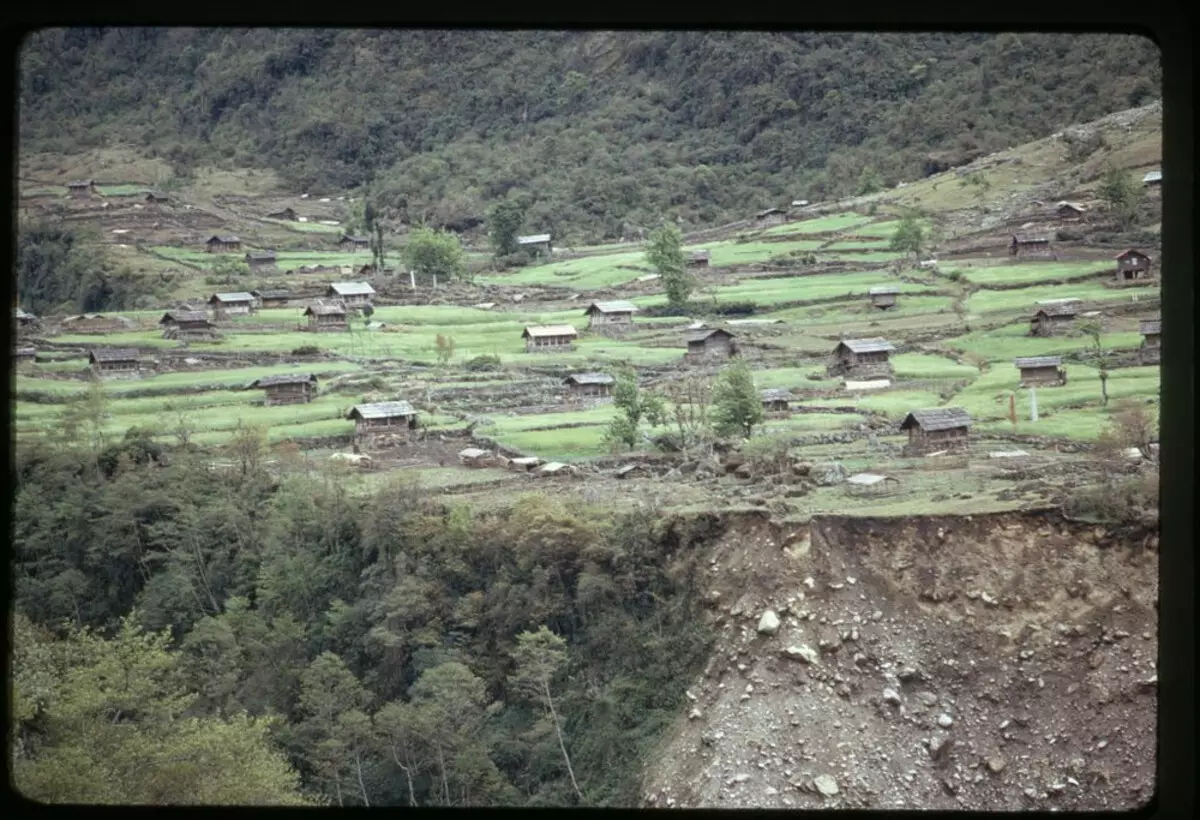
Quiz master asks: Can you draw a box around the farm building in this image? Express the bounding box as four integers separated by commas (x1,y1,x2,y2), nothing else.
159,310,217,340
522,324,578,352
304,302,349,332
66,180,96,198
251,290,292,308
844,473,901,496
684,328,737,361
583,300,639,328
88,348,142,379
1030,300,1080,337
1055,201,1087,220
687,250,711,267
829,338,896,378
15,346,37,367
60,313,130,333
760,388,792,417
208,292,256,318
337,234,370,250
868,285,900,310
899,407,973,456
458,447,496,467
347,401,418,438
327,282,376,309
245,251,277,270
1009,234,1055,259
1115,249,1153,282
245,373,319,406
267,207,298,221
563,373,615,398
1139,319,1161,365
755,207,786,226
205,235,242,253
1014,356,1067,387
145,191,170,204
517,233,553,256
1142,170,1162,186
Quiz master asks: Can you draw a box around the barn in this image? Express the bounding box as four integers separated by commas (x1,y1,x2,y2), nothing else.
563,373,615,398
583,300,639,328
1139,319,1161,365
684,328,737,361
899,407,973,456
522,324,578,352
89,348,142,379
868,285,900,310
347,401,418,438
304,302,349,332
1114,249,1153,282
1029,300,1080,337
829,338,895,378
246,373,319,406
1014,356,1067,387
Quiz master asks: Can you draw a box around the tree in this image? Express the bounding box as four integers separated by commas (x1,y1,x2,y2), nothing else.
489,199,525,258
509,627,583,803
1078,319,1111,405
644,224,692,309
710,358,764,439
435,334,456,367
889,212,926,262
1098,165,1142,230
403,228,466,285
210,256,250,283
660,373,713,452
855,165,884,196
294,652,373,806
603,366,665,451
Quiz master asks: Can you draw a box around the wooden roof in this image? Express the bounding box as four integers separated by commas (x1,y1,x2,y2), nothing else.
88,348,140,363
1139,319,1161,335
1033,301,1079,318
327,281,377,296
1115,248,1151,261
685,328,735,344
1014,356,1063,368
836,338,896,354
206,235,240,243
564,372,615,386
347,401,416,420
304,303,347,317
900,407,973,432
209,292,255,304
584,300,639,315
522,324,578,339
160,310,209,324
247,373,318,389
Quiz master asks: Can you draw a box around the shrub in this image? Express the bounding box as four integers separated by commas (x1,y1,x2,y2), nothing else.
705,301,758,317
464,354,502,372
291,345,321,356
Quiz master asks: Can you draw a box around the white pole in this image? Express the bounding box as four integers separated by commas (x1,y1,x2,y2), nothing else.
410,269,416,291
1030,387,1038,422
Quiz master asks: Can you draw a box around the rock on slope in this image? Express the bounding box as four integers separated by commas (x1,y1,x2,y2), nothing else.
641,510,1157,811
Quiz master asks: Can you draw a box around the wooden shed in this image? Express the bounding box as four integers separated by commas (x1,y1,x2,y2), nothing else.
337,234,370,250
89,348,141,379
868,285,900,310
208,292,256,318
1014,356,1067,387
326,281,376,309
899,407,973,456
1139,319,1161,365
760,388,792,417
347,401,418,438
304,302,349,332
755,207,787,226
830,338,895,378
458,447,496,467
564,372,615,398
522,324,578,353
251,289,292,309
67,180,96,198
687,250,711,267
145,191,170,204
583,300,639,328
684,328,737,361
1009,234,1055,259
267,207,298,221
205,235,242,253
245,250,277,270
159,310,217,340
1030,300,1080,337
1115,249,1153,282
246,373,318,406
517,233,553,256
1055,201,1087,220
15,346,37,367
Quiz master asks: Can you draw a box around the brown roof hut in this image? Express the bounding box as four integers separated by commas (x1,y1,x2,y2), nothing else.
251,289,292,309
687,250,711,267
1014,356,1067,387
1009,234,1055,259
347,401,418,438
245,250,277,270
1055,201,1087,220
67,180,96,198
761,388,792,417
159,310,217,340
522,324,578,353
88,348,142,379
246,373,318,406
1115,249,1153,282
207,292,256,317
868,285,900,310
145,191,170,204
755,207,787,226
337,234,370,250
1139,319,1161,365
1030,300,1080,337
583,300,639,328
205,235,242,253
684,328,737,361
61,313,126,333
267,207,298,221
304,302,349,332
830,338,895,378
899,407,973,456
563,373,615,398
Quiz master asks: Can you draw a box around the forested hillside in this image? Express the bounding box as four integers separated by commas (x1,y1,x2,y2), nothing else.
19,29,1159,239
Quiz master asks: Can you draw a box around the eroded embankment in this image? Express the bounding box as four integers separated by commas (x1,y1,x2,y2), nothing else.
641,508,1157,811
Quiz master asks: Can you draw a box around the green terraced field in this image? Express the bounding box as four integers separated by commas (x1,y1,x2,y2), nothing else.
758,212,875,236
941,321,1143,361
965,281,1154,315
944,260,1113,287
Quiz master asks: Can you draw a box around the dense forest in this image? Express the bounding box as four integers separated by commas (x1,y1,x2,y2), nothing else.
11,412,714,805
19,29,1160,239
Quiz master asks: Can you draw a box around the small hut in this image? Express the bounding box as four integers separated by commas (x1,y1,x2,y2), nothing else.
1014,356,1067,387
755,207,786,227
61,313,126,333
563,373,615,398
522,324,578,353
687,250,711,267
204,235,242,253
251,289,292,309
760,388,792,417
15,346,37,367
829,338,895,378
583,300,639,328
246,373,318,406
145,191,170,204
208,292,257,318
66,180,96,198
245,250,277,270
1115,249,1153,282
458,447,495,467
326,282,376,309
159,310,217,340
684,328,737,361
88,348,142,379
1009,234,1055,259
1055,201,1087,221
899,407,973,456
347,401,418,439
304,302,349,332
1029,300,1080,337
868,285,900,310
1139,319,1161,365
337,234,370,250
517,233,553,256
844,473,901,497
267,207,298,221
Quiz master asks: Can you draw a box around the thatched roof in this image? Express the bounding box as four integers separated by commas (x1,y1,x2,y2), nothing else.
900,407,973,432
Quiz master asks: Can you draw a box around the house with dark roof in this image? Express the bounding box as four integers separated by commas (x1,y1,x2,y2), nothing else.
1139,318,1161,365
207,292,256,317
1055,201,1087,220
246,373,318,406
1114,249,1153,282
67,180,96,198
687,250,711,267
145,191,170,204
89,348,142,379
899,407,973,455
829,338,896,378
205,235,242,253
760,388,792,417
159,310,218,340
1009,234,1055,259
245,250,277,270
563,372,615,398
522,324,578,352
304,302,349,332
337,234,370,250
684,328,737,361
583,300,639,328
347,401,418,438
267,207,298,221
1030,299,1080,337
868,285,900,310
517,233,553,256
1014,356,1067,387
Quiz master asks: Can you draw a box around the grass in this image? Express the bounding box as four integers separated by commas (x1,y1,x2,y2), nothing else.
965,281,1155,315
891,352,980,380
758,213,875,236
477,251,649,289
943,260,1113,287
635,270,939,311
941,321,1144,361
950,363,1160,424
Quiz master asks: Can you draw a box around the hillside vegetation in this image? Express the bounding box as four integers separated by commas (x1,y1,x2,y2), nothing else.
19,30,1160,240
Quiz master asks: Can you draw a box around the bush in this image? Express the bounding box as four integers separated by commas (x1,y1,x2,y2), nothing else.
464,354,502,372
945,270,963,282
705,301,757,317
291,345,321,356
1064,475,1157,524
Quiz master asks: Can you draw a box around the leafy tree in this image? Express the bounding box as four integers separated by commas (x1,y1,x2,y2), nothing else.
888,212,926,262
710,358,764,439
660,374,713,452
644,224,693,309
17,220,141,313
210,256,251,282
855,165,884,196
509,627,583,803
1098,165,1142,229
489,199,525,258
403,227,467,285
603,366,665,450
1078,319,1111,405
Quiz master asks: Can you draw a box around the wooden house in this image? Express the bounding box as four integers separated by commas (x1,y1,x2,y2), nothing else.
145,191,170,204
829,338,895,378
1014,356,1067,387
522,324,578,353
207,292,256,318
1115,249,1153,282
899,407,973,456
67,180,96,198
1055,201,1087,221
15,346,37,367
1142,170,1162,187
517,233,553,256
755,207,786,227
89,348,142,379
267,207,298,221
684,328,737,361
868,285,900,310
337,234,370,250
245,250,277,270
687,250,711,267
159,310,217,340
1030,300,1080,337
304,302,349,332
563,373,615,398
1139,319,1161,365
1009,234,1055,259
251,289,292,309
326,282,376,309
246,373,318,406
60,313,127,333
583,300,639,328
205,235,242,253
347,401,418,439
760,388,792,417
